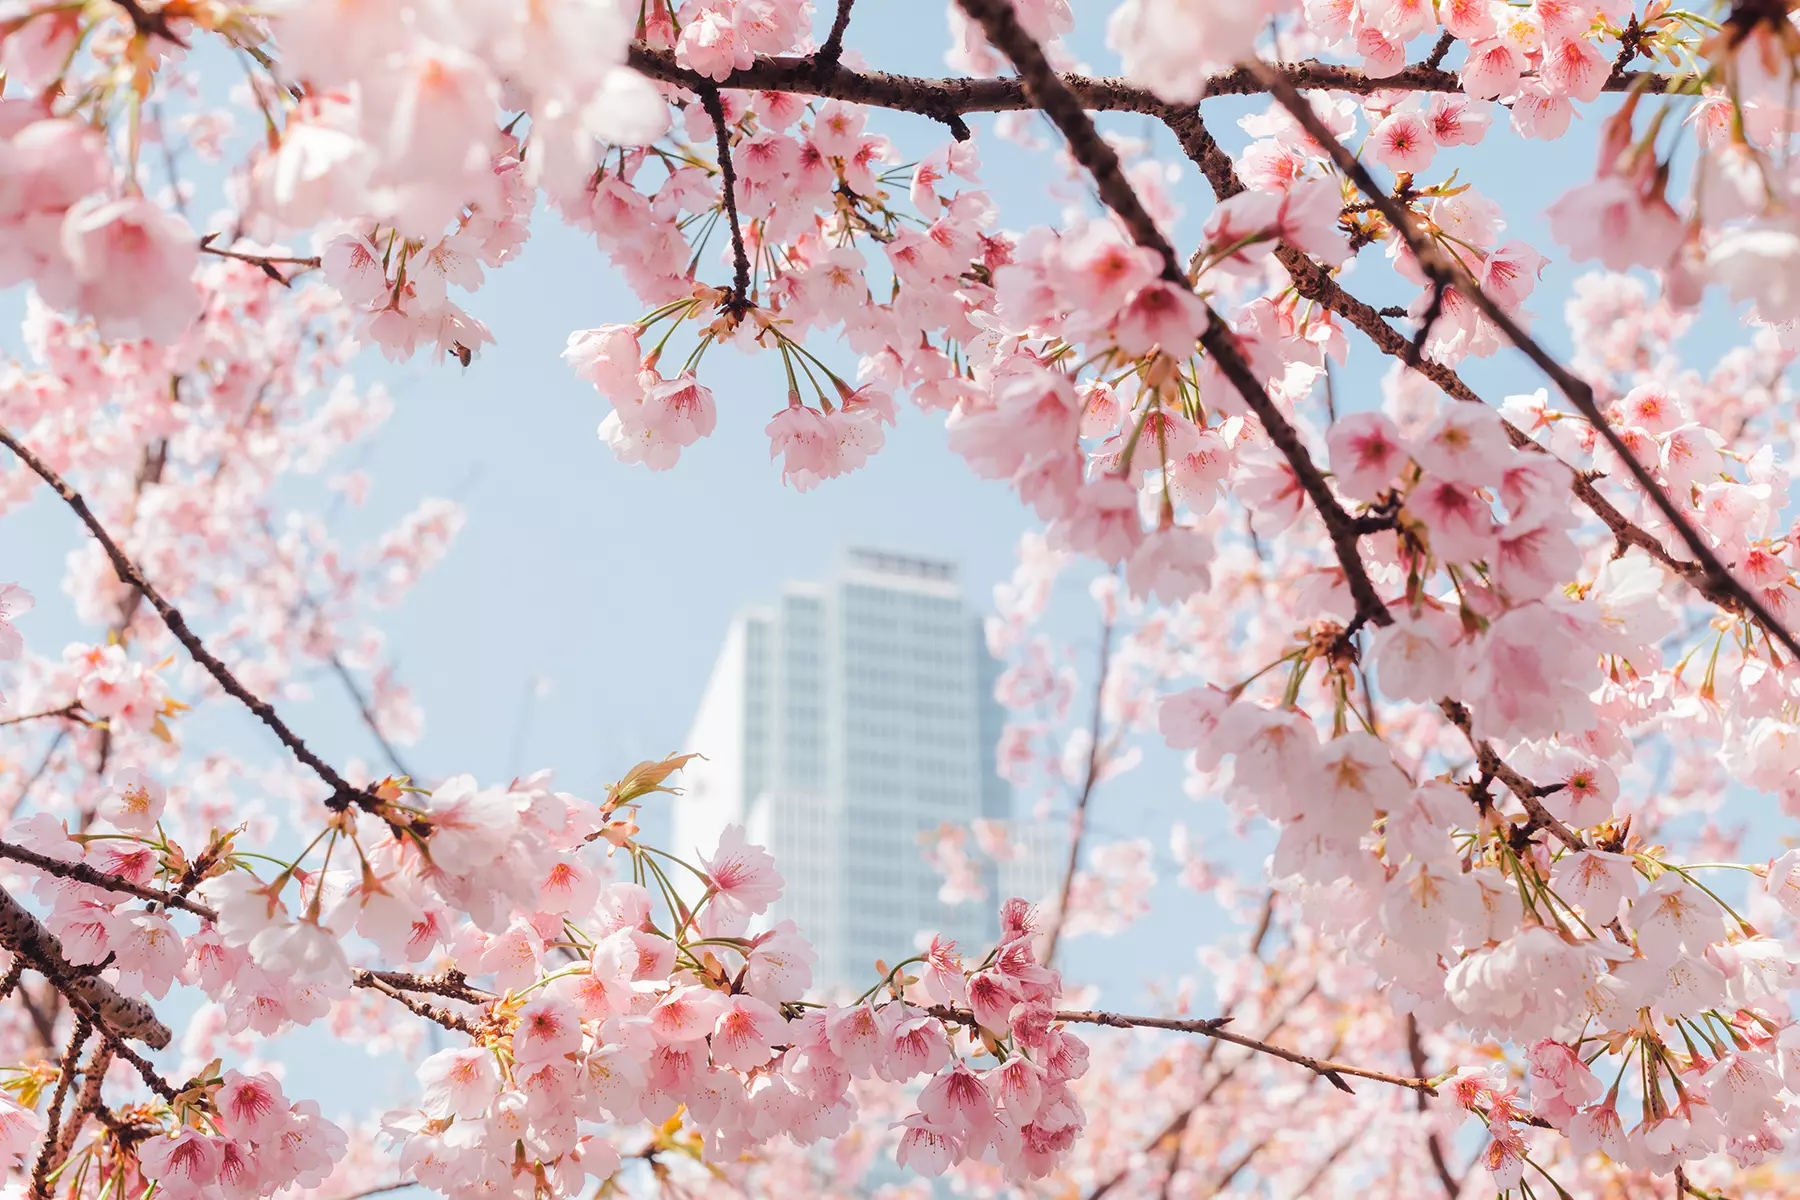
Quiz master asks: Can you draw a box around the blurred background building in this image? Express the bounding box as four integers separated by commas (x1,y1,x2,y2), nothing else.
675,546,1058,991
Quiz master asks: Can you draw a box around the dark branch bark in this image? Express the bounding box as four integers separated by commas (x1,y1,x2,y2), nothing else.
1251,64,1800,667
1407,1015,1462,1199
29,1017,91,1200
0,425,378,814
352,969,485,1035
1439,700,1584,849
931,1004,1437,1094
1041,613,1114,966
814,0,856,73
0,841,218,918
623,45,1692,129
1154,101,1771,635
699,86,753,317
323,652,416,782
0,885,171,1048
950,0,1391,633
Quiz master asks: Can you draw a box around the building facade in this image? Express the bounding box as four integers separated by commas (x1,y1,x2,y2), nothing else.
676,548,1014,992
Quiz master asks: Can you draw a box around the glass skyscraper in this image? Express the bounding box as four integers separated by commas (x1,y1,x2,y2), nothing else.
675,548,1017,992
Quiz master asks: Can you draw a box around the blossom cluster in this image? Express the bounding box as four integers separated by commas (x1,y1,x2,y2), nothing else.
8,0,1800,1198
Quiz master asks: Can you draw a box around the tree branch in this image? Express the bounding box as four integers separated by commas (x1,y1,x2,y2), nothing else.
1249,63,1800,666
1041,611,1114,967
351,969,486,1036
700,86,753,318
623,46,1692,130
29,1016,91,1200
0,841,219,919
322,652,416,782
951,0,1393,635
1088,973,1316,1200
0,885,172,1048
0,425,378,814
1158,98,1776,636
0,703,90,730
54,1040,113,1164
1438,700,1584,850
1408,1014,1462,1199
814,0,856,74
197,236,322,287
357,968,495,1004
931,1004,1437,1094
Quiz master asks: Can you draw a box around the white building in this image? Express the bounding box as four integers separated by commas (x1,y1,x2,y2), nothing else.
675,548,1012,992
997,819,1069,912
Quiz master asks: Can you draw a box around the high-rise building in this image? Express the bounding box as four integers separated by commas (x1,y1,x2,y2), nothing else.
675,548,1012,992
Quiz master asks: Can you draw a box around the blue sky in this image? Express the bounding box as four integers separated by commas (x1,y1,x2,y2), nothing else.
1,1,1753,1116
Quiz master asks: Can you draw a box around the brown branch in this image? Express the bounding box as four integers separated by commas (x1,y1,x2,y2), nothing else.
0,703,90,730
814,0,856,73
1408,1015,1461,1199
623,46,1692,129
0,885,171,1048
931,1004,1436,1094
1152,104,1735,622
53,985,180,1101
952,0,1394,635
1438,700,1584,850
1422,30,1457,71
198,235,322,287
358,968,494,1004
1054,1006,1434,1092
0,841,219,919
0,425,378,814
29,1016,91,1200
1087,973,1316,1200
54,1040,113,1163
699,86,753,318
1041,612,1114,966
352,969,486,1035
1250,63,1800,666
323,652,416,782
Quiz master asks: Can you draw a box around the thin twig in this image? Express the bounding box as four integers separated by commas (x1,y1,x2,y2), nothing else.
1408,1015,1462,1199
198,235,322,287
623,46,1694,129
949,0,1394,633
699,86,753,318
323,652,416,781
1151,104,1727,618
1422,30,1456,71
54,1040,113,1162
1041,612,1115,966
352,970,486,1035
1251,64,1800,666
29,1017,92,1200
1439,701,1584,849
814,0,856,73
0,426,378,814
0,840,218,919
0,703,89,730
358,968,495,1004
932,1003,1436,1094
